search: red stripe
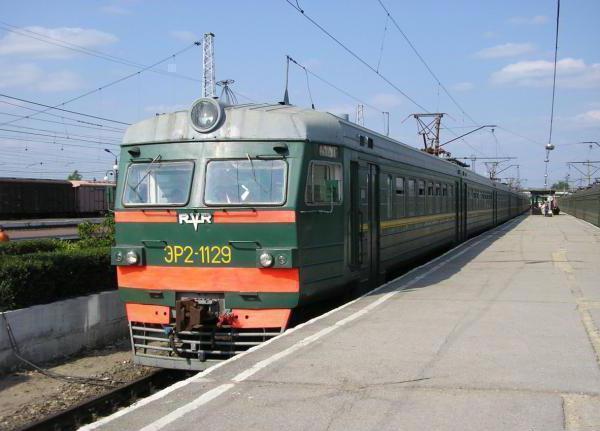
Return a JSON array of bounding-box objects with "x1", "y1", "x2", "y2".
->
[
  {"x1": 115, "y1": 211, "x2": 177, "y2": 223},
  {"x1": 115, "y1": 210, "x2": 295, "y2": 223},
  {"x1": 213, "y1": 210, "x2": 295, "y2": 223},
  {"x1": 118, "y1": 266, "x2": 299, "y2": 293}
]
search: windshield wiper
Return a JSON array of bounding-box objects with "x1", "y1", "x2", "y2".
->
[{"x1": 129, "y1": 154, "x2": 162, "y2": 197}]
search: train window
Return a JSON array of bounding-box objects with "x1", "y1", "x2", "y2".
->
[
  {"x1": 123, "y1": 161, "x2": 194, "y2": 206},
  {"x1": 395, "y1": 177, "x2": 404, "y2": 195},
  {"x1": 205, "y1": 159, "x2": 287, "y2": 205},
  {"x1": 442, "y1": 184, "x2": 448, "y2": 196},
  {"x1": 384, "y1": 174, "x2": 393, "y2": 219},
  {"x1": 427, "y1": 182, "x2": 433, "y2": 196},
  {"x1": 305, "y1": 161, "x2": 343, "y2": 205},
  {"x1": 418, "y1": 180, "x2": 425, "y2": 196}
]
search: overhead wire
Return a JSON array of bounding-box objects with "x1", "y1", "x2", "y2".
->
[
  {"x1": 0, "y1": 94, "x2": 129, "y2": 125},
  {"x1": 284, "y1": 0, "x2": 428, "y2": 112},
  {"x1": 1, "y1": 124, "x2": 121, "y2": 143},
  {"x1": 287, "y1": 56, "x2": 384, "y2": 114},
  {"x1": 0, "y1": 128, "x2": 120, "y2": 146},
  {"x1": 0, "y1": 23, "x2": 258, "y2": 106},
  {"x1": 0, "y1": 111, "x2": 125, "y2": 133},
  {"x1": 284, "y1": 1, "x2": 487, "y2": 157},
  {"x1": 375, "y1": 0, "x2": 479, "y2": 127},
  {"x1": 0, "y1": 42, "x2": 200, "y2": 127}
]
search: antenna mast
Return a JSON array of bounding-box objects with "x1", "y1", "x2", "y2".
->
[
  {"x1": 355, "y1": 104, "x2": 364, "y2": 126},
  {"x1": 202, "y1": 32, "x2": 216, "y2": 98}
]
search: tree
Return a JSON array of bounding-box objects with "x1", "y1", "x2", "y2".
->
[
  {"x1": 551, "y1": 180, "x2": 569, "y2": 191},
  {"x1": 67, "y1": 170, "x2": 82, "y2": 180}
]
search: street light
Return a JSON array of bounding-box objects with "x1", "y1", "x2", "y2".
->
[{"x1": 104, "y1": 148, "x2": 118, "y2": 182}]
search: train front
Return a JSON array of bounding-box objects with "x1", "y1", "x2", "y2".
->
[{"x1": 112, "y1": 98, "x2": 299, "y2": 369}]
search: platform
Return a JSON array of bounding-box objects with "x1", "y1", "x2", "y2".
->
[{"x1": 83, "y1": 214, "x2": 600, "y2": 431}]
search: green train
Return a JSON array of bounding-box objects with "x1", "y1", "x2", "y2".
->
[
  {"x1": 112, "y1": 98, "x2": 529, "y2": 369},
  {"x1": 560, "y1": 186, "x2": 600, "y2": 227}
]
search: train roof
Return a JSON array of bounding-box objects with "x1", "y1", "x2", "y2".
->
[{"x1": 123, "y1": 102, "x2": 517, "y2": 193}]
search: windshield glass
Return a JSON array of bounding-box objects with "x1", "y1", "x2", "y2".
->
[
  {"x1": 204, "y1": 159, "x2": 286, "y2": 205},
  {"x1": 123, "y1": 161, "x2": 194, "y2": 206}
]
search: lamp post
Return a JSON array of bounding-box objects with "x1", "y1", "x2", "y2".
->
[{"x1": 104, "y1": 148, "x2": 118, "y2": 183}]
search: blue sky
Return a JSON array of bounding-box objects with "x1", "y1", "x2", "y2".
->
[{"x1": 1, "y1": 0, "x2": 599, "y2": 187}]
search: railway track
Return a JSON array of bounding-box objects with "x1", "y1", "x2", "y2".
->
[{"x1": 16, "y1": 369, "x2": 192, "y2": 431}]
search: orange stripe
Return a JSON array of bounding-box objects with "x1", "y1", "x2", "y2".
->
[
  {"x1": 115, "y1": 211, "x2": 177, "y2": 223},
  {"x1": 126, "y1": 303, "x2": 170, "y2": 324},
  {"x1": 213, "y1": 210, "x2": 296, "y2": 223},
  {"x1": 231, "y1": 309, "x2": 291, "y2": 329},
  {"x1": 115, "y1": 210, "x2": 295, "y2": 223},
  {"x1": 117, "y1": 266, "x2": 299, "y2": 293}
]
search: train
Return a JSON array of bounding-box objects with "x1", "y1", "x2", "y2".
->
[
  {"x1": 112, "y1": 98, "x2": 529, "y2": 369},
  {"x1": 560, "y1": 185, "x2": 600, "y2": 227},
  {"x1": 0, "y1": 178, "x2": 115, "y2": 219}
]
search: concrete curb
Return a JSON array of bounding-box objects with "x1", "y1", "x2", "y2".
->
[
  {"x1": 0, "y1": 217, "x2": 104, "y2": 230},
  {"x1": 0, "y1": 291, "x2": 127, "y2": 372}
]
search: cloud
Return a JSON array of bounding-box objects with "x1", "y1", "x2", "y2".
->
[
  {"x1": 508, "y1": 15, "x2": 548, "y2": 25},
  {"x1": 476, "y1": 43, "x2": 535, "y2": 59},
  {"x1": 491, "y1": 58, "x2": 600, "y2": 88},
  {"x1": 170, "y1": 30, "x2": 199, "y2": 43},
  {"x1": 451, "y1": 82, "x2": 474, "y2": 92},
  {"x1": 574, "y1": 110, "x2": 600, "y2": 126},
  {"x1": 0, "y1": 26, "x2": 118, "y2": 59},
  {"x1": 0, "y1": 63, "x2": 83, "y2": 92},
  {"x1": 370, "y1": 93, "x2": 403, "y2": 110},
  {"x1": 100, "y1": 5, "x2": 131, "y2": 15}
]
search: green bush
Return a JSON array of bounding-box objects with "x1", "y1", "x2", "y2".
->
[
  {"x1": 77, "y1": 215, "x2": 115, "y2": 248},
  {"x1": 0, "y1": 247, "x2": 116, "y2": 311},
  {"x1": 0, "y1": 238, "x2": 67, "y2": 256}
]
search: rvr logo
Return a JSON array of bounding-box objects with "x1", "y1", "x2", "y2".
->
[{"x1": 178, "y1": 213, "x2": 212, "y2": 231}]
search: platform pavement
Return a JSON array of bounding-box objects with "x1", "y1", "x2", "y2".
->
[{"x1": 82, "y1": 214, "x2": 600, "y2": 431}]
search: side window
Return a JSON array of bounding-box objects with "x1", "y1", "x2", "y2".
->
[
  {"x1": 407, "y1": 179, "x2": 416, "y2": 217},
  {"x1": 395, "y1": 177, "x2": 404, "y2": 195},
  {"x1": 305, "y1": 161, "x2": 343, "y2": 204},
  {"x1": 417, "y1": 180, "x2": 425, "y2": 215}
]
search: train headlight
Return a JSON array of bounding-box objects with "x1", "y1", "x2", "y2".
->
[
  {"x1": 259, "y1": 252, "x2": 274, "y2": 268},
  {"x1": 114, "y1": 251, "x2": 123, "y2": 263},
  {"x1": 189, "y1": 98, "x2": 222, "y2": 133},
  {"x1": 126, "y1": 250, "x2": 139, "y2": 265}
]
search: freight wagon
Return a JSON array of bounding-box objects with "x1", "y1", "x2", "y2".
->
[{"x1": 0, "y1": 178, "x2": 115, "y2": 219}]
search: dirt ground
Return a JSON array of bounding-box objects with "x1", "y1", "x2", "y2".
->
[{"x1": 0, "y1": 339, "x2": 155, "y2": 431}]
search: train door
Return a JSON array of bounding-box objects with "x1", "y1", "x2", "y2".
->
[
  {"x1": 493, "y1": 190, "x2": 497, "y2": 225},
  {"x1": 350, "y1": 161, "x2": 380, "y2": 286},
  {"x1": 455, "y1": 179, "x2": 467, "y2": 242},
  {"x1": 455, "y1": 180, "x2": 462, "y2": 243},
  {"x1": 462, "y1": 183, "x2": 468, "y2": 239}
]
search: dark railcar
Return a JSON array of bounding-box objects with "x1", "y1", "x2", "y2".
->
[{"x1": 560, "y1": 186, "x2": 600, "y2": 227}]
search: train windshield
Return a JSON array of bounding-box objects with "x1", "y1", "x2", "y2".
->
[
  {"x1": 204, "y1": 159, "x2": 286, "y2": 205},
  {"x1": 123, "y1": 161, "x2": 194, "y2": 206}
]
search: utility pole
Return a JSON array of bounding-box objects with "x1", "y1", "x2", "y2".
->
[
  {"x1": 383, "y1": 112, "x2": 390, "y2": 136},
  {"x1": 202, "y1": 32, "x2": 216, "y2": 98},
  {"x1": 453, "y1": 157, "x2": 516, "y2": 181},
  {"x1": 355, "y1": 104, "x2": 364, "y2": 126},
  {"x1": 567, "y1": 161, "x2": 600, "y2": 186}
]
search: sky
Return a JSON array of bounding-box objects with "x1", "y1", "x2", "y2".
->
[{"x1": 1, "y1": 0, "x2": 599, "y2": 188}]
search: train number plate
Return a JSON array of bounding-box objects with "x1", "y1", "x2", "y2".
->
[{"x1": 163, "y1": 245, "x2": 232, "y2": 264}]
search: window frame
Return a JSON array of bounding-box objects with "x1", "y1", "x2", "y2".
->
[
  {"x1": 122, "y1": 160, "x2": 195, "y2": 208},
  {"x1": 304, "y1": 160, "x2": 344, "y2": 206},
  {"x1": 203, "y1": 158, "x2": 288, "y2": 207}
]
